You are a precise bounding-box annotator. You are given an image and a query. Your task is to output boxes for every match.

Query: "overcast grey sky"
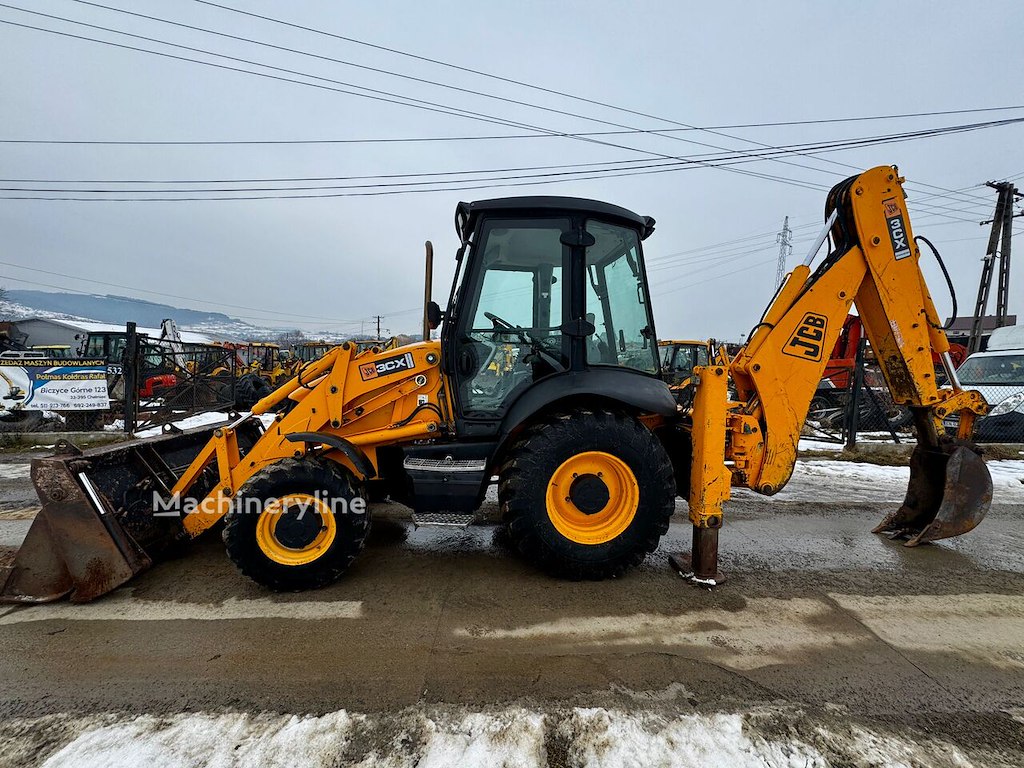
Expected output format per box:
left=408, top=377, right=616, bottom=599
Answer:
left=2, top=0, right=1022, bottom=340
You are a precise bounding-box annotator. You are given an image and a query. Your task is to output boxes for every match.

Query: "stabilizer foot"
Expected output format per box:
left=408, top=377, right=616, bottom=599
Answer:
left=668, top=551, right=726, bottom=586
left=668, top=526, right=726, bottom=587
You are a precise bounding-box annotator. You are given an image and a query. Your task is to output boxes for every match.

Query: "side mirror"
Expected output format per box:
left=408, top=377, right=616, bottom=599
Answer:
left=427, top=301, right=443, bottom=330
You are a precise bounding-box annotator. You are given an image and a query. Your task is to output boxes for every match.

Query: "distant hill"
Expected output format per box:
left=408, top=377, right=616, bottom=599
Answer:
left=0, top=289, right=393, bottom=343
left=7, top=290, right=245, bottom=329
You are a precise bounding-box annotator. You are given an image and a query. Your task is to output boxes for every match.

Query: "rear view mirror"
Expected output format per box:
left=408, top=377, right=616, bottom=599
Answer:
left=427, top=301, right=443, bottom=330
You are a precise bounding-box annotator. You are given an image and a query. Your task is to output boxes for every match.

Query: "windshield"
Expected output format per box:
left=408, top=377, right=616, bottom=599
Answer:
left=660, top=345, right=675, bottom=368
left=660, top=343, right=708, bottom=373
left=957, top=353, right=1024, bottom=385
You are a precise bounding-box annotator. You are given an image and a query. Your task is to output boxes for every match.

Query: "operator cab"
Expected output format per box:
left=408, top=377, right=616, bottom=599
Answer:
left=441, top=197, right=661, bottom=432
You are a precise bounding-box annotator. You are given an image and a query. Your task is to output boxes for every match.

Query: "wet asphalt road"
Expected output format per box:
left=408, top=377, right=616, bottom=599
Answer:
left=1, top=455, right=1023, bottom=764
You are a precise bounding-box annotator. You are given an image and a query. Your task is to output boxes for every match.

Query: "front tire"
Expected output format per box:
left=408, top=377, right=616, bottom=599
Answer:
left=499, top=410, right=675, bottom=579
left=223, top=458, right=369, bottom=591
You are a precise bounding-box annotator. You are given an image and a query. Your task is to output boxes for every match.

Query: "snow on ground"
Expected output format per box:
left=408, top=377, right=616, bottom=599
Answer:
left=0, top=464, right=30, bottom=480
left=798, top=437, right=844, bottom=452
left=132, top=411, right=233, bottom=438
left=0, top=706, right=989, bottom=768
left=129, top=411, right=277, bottom=438
left=738, top=458, right=1024, bottom=503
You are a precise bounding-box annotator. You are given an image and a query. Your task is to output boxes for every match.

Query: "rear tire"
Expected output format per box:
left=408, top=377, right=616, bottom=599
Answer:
left=499, top=409, right=675, bottom=580
left=235, top=373, right=273, bottom=410
left=223, top=458, right=369, bottom=591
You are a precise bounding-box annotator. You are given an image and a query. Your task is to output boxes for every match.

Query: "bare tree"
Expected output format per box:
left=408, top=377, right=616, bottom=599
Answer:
left=274, top=329, right=306, bottom=347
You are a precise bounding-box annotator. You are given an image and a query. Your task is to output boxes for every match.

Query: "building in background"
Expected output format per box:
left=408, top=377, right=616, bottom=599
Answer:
left=12, top=318, right=215, bottom=354
left=945, top=315, right=1017, bottom=353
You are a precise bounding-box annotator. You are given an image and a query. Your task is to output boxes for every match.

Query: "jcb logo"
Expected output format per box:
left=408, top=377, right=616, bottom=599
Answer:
left=783, top=313, right=828, bottom=362
left=358, top=351, right=416, bottom=381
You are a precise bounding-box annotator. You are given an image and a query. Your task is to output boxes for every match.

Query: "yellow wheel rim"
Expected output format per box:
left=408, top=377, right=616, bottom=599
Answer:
left=255, top=493, right=337, bottom=566
left=545, top=451, right=639, bottom=545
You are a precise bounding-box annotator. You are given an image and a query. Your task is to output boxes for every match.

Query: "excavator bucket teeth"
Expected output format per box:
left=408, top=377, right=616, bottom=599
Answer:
left=873, top=443, right=992, bottom=547
left=1, top=423, right=259, bottom=604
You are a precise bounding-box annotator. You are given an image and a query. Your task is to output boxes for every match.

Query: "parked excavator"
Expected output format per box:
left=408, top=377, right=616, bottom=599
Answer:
left=1, top=166, right=992, bottom=602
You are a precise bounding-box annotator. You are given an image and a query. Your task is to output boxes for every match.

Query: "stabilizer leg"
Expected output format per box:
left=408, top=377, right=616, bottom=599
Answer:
left=669, top=364, right=730, bottom=587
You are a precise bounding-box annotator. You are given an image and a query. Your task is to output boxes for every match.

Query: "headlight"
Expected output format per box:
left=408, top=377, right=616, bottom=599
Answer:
left=989, top=391, right=1024, bottom=417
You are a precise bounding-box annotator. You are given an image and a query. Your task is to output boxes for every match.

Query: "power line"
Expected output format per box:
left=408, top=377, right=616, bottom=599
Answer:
left=192, top=0, right=1024, bottom=171
left=7, top=119, right=1016, bottom=186
left=182, top=0, right=1022, bottom=214
left=4, top=118, right=1021, bottom=201
left=7, top=105, right=1024, bottom=145
left=0, top=11, right=855, bottom=193
left=647, top=234, right=816, bottom=274
left=61, top=0, right=720, bottom=153
left=652, top=258, right=779, bottom=297
left=2, top=10, right=1017, bottom=220
left=5, top=3, right=1015, bottom=221
left=61, top=0, right=1024, bottom=209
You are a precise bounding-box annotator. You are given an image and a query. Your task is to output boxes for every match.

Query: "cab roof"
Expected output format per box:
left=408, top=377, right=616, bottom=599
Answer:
left=456, top=196, right=655, bottom=241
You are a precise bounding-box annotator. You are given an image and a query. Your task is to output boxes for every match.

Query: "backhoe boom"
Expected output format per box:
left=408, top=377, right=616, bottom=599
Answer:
left=682, top=167, right=991, bottom=582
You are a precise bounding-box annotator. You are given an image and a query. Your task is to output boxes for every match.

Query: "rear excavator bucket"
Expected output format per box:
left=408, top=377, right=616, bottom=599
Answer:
left=0, top=423, right=261, bottom=603
left=873, top=438, right=992, bottom=547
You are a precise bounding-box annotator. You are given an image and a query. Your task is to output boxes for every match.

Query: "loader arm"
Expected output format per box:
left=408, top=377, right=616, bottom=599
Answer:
left=2, top=340, right=448, bottom=603
left=682, top=166, right=991, bottom=582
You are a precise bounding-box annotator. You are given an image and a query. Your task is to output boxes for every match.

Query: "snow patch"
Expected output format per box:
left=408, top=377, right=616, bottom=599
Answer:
left=741, top=458, right=1024, bottom=503
left=0, top=464, right=30, bottom=480
left=132, top=411, right=232, bottom=438
left=27, top=706, right=993, bottom=768
left=40, top=711, right=358, bottom=768
left=560, top=709, right=824, bottom=768
left=416, top=710, right=545, bottom=768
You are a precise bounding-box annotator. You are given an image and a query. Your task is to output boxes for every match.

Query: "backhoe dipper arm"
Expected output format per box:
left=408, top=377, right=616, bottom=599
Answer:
left=681, top=166, right=991, bottom=583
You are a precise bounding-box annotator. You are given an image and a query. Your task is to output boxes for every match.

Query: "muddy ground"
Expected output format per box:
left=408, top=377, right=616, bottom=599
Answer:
left=0, top=454, right=1022, bottom=766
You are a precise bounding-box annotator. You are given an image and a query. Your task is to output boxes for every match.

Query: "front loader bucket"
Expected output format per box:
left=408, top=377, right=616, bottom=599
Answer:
left=1, top=423, right=261, bottom=604
left=873, top=442, right=992, bottom=547
left=0, top=458, right=153, bottom=603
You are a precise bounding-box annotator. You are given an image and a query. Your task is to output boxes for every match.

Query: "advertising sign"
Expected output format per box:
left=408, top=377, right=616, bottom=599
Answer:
left=0, top=358, right=110, bottom=411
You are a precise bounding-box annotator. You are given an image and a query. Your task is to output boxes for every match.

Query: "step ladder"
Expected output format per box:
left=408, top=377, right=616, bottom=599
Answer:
left=410, top=511, right=477, bottom=528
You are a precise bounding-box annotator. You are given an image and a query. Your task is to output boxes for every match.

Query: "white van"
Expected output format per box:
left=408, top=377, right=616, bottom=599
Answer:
left=950, top=325, right=1024, bottom=442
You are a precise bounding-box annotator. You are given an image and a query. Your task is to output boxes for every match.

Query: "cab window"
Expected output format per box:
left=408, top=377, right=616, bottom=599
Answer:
left=584, top=220, right=657, bottom=373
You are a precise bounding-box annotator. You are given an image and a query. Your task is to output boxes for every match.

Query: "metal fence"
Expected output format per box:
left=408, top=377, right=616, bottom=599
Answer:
left=806, top=338, right=1024, bottom=445
left=125, top=324, right=237, bottom=433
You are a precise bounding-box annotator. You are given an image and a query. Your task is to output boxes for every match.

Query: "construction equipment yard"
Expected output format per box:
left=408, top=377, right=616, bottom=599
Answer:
left=1, top=449, right=1022, bottom=767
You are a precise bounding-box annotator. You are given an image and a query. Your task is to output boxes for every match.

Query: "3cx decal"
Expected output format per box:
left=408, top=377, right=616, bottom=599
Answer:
left=882, top=197, right=912, bottom=260
left=783, top=313, right=828, bottom=362
left=359, top=351, right=416, bottom=381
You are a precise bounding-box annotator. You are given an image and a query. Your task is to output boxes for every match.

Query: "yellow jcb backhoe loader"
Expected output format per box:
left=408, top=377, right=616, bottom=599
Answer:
left=0, top=166, right=992, bottom=602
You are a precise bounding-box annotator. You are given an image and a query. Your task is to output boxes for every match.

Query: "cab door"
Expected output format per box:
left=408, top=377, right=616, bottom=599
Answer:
left=447, top=217, right=570, bottom=423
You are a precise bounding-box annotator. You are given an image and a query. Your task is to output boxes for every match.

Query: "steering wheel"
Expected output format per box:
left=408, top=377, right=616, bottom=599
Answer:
left=483, top=312, right=565, bottom=371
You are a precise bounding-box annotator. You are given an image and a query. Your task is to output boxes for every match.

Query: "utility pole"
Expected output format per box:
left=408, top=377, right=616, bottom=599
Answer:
left=775, top=216, right=793, bottom=289
left=968, top=181, right=1022, bottom=353
left=375, top=314, right=383, bottom=339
